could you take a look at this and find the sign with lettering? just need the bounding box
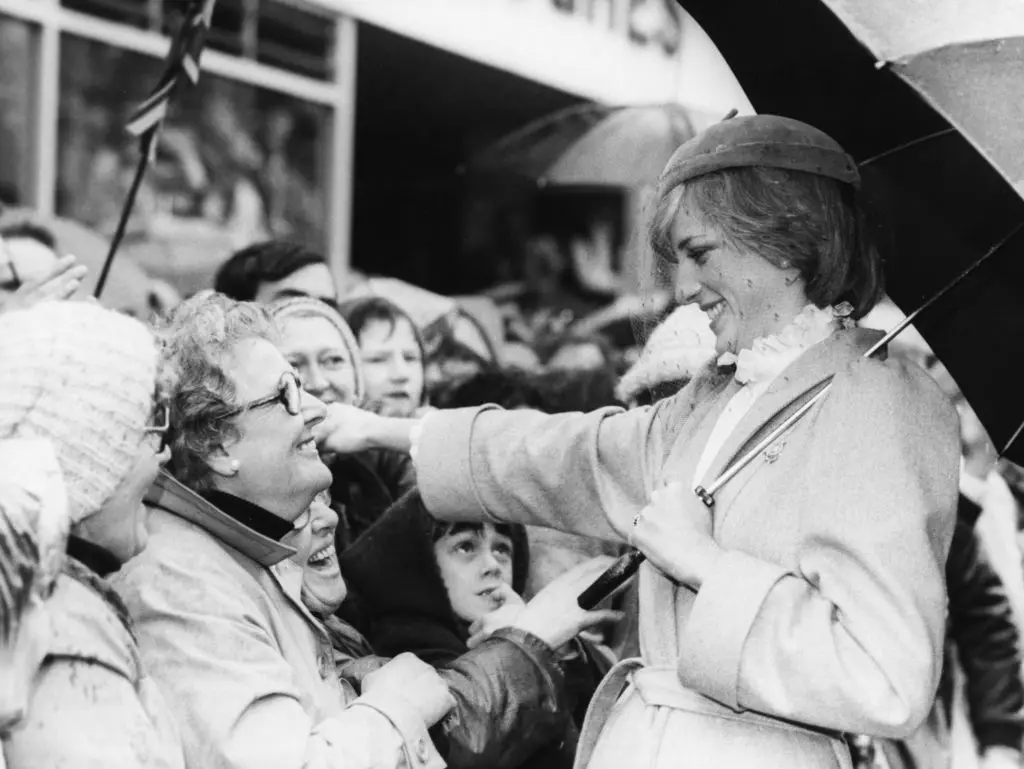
[330,0,689,103]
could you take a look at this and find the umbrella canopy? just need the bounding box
[465,103,709,188]
[676,0,1024,461]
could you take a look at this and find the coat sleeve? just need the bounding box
[116,557,443,769]
[2,573,184,769]
[435,628,572,769]
[3,657,183,769]
[417,404,673,542]
[947,517,1024,751]
[677,357,960,738]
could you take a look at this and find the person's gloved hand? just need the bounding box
[466,584,526,649]
[361,652,454,728]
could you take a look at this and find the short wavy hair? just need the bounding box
[157,290,278,491]
[648,166,883,319]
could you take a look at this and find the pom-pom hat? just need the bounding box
[657,114,859,193]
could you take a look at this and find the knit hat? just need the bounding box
[269,296,366,405]
[658,114,859,194]
[0,300,158,523]
[615,304,716,404]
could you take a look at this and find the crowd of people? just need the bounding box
[1,113,1022,769]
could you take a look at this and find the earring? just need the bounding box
[780,259,791,269]
[228,459,241,474]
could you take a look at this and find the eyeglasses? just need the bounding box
[143,402,170,453]
[221,370,303,420]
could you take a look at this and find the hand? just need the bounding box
[569,221,622,295]
[630,481,724,588]
[314,402,384,455]
[361,652,454,727]
[507,557,624,650]
[466,584,527,649]
[338,655,391,692]
[0,255,88,314]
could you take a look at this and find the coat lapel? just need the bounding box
[698,327,883,494]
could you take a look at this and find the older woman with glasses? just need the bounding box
[112,291,454,769]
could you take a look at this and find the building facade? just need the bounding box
[0,0,750,295]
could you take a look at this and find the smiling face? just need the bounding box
[433,523,515,624]
[358,317,424,417]
[215,337,332,519]
[278,315,359,406]
[668,201,810,356]
[301,496,347,616]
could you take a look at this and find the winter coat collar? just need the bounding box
[67,534,121,577]
[200,490,295,541]
[691,326,884,491]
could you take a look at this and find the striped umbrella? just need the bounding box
[674,0,1024,462]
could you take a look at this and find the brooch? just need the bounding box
[763,441,786,464]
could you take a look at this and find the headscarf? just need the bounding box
[269,296,366,406]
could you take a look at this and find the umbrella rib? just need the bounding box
[880,222,1024,356]
[860,128,957,167]
[1001,420,1024,459]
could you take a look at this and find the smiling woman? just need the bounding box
[319,115,963,769]
[110,293,459,769]
[270,296,364,407]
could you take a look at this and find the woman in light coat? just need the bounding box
[0,300,183,769]
[113,292,452,769]
[314,115,961,768]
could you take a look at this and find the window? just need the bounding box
[57,33,330,293]
[0,14,39,209]
[61,0,334,79]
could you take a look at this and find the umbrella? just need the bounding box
[674,0,1024,462]
[464,103,710,188]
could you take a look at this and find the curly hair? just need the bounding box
[647,166,883,319]
[156,291,278,491]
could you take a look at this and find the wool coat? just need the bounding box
[112,500,445,769]
[415,327,961,768]
[2,551,184,769]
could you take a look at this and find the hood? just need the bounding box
[339,491,528,661]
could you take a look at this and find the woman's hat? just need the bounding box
[0,301,158,523]
[269,296,366,405]
[658,114,859,192]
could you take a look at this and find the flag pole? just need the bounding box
[94,0,217,298]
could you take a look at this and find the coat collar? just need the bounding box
[697,326,884,491]
[66,534,121,578]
